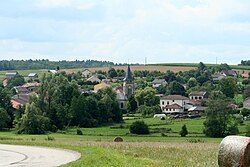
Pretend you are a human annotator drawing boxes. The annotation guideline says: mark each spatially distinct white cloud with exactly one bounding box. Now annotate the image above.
[1,0,250,64]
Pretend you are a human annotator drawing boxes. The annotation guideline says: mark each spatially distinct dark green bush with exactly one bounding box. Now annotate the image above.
[129,121,149,134]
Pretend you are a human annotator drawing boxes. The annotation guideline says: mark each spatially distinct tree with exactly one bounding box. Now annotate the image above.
[19,102,50,134]
[179,124,188,137]
[0,108,10,129]
[203,99,238,137]
[198,62,206,72]
[129,121,149,134]
[187,78,198,89]
[134,87,159,107]
[108,68,117,78]
[126,95,137,113]
[219,77,238,98]
[243,86,250,99]
[167,81,186,96]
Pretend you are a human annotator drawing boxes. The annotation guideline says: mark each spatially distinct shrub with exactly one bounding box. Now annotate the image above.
[76,129,83,135]
[46,136,55,141]
[129,121,149,134]
[179,125,188,137]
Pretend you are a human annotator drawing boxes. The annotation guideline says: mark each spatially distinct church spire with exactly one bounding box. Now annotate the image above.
[124,64,133,81]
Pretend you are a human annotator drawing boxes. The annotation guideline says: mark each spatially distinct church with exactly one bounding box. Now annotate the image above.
[115,65,134,109]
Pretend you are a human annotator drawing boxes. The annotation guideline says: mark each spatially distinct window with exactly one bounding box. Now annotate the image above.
[162,101,165,105]
[173,109,175,111]
[167,101,169,105]
[120,103,124,109]
[173,100,175,102]
[199,97,202,99]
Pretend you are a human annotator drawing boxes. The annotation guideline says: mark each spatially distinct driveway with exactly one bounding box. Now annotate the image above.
[0,144,81,167]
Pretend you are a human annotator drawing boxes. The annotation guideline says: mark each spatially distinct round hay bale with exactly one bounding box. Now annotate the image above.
[113,136,123,142]
[218,136,250,167]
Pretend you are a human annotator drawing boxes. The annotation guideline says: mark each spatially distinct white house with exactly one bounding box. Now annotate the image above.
[5,71,18,79]
[152,79,168,88]
[28,73,38,79]
[82,69,92,78]
[160,95,190,114]
[189,92,208,100]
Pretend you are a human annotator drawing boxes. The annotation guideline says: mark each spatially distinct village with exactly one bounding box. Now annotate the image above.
[3,62,250,126]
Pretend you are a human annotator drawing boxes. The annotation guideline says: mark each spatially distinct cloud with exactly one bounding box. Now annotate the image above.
[0,0,250,64]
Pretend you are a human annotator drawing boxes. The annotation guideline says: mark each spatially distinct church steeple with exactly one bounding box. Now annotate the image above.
[124,64,133,81]
[123,65,134,97]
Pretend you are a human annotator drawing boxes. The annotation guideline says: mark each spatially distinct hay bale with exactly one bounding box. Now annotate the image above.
[218,136,250,167]
[113,136,123,142]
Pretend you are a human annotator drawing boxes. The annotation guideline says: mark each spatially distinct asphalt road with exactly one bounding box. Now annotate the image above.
[0,144,81,167]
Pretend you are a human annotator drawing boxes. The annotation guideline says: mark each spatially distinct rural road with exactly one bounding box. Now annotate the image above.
[0,144,81,167]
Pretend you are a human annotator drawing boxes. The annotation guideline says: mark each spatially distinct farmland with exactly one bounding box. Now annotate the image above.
[63,65,196,74]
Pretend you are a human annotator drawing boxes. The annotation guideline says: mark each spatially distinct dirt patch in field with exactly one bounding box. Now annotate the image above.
[62,66,196,74]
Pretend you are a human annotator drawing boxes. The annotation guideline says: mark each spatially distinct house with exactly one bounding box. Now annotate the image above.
[28,73,38,79]
[212,74,225,82]
[189,92,208,100]
[94,82,111,92]
[14,86,30,94]
[82,69,92,78]
[243,98,250,110]
[241,73,249,78]
[152,79,167,88]
[160,95,190,114]
[188,106,207,115]
[22,82,40,92]
[5,71,18,79]
[11,94,30,109]
[87,76,101,83]
[221,70,238,78]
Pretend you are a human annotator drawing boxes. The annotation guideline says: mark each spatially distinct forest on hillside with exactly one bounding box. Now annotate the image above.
[0,59,131,70]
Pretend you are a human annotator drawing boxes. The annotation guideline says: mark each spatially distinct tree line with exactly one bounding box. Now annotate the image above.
[0,59,125,70]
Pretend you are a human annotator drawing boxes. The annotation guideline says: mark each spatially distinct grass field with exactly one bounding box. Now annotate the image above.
[1,116,249,166]
[0,69,49,82]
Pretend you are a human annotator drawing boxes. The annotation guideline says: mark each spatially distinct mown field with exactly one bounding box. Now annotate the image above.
[0,69,49,82]
[0,116,249,166]
[63,65,196,74]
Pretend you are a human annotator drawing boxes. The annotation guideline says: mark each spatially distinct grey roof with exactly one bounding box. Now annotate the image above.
[189,92,207,96]
[123,65,133,81]
[161,95,189,100]
[6,71,18,76]
[164,104,182,109]
[28,73,38,77]
[221,70,237,76]
[152,79,167,84]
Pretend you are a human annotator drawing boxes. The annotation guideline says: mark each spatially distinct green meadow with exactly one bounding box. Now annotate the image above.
[0,116,249,166]
[0,69,49,81]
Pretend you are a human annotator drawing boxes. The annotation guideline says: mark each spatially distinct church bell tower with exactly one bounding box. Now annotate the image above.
[123,65,134,97]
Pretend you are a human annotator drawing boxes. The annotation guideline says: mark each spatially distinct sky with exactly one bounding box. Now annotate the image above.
[0,0,250,64]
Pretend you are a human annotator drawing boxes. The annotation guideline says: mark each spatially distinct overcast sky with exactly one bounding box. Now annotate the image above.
[0,0,250,64]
